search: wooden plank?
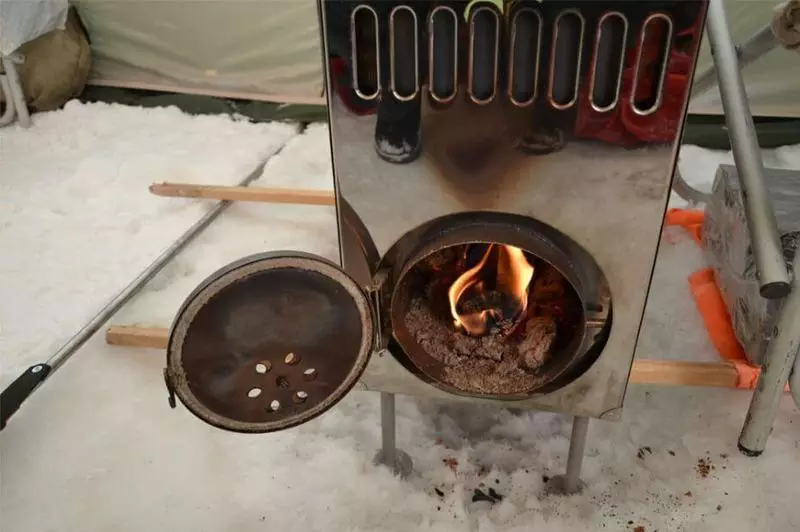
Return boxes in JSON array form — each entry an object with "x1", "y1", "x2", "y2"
[
  {"x1": 106, "y1": 325, "x2": 169, "y2": 349},
  {"x1": 629, "y1": 359, "x2": 740, "y2": 388},
  {"x1": 149, "y1": 182, "x2": 335, "y2": 206},
  {"x1": 105, "y1": 325, "x2": 743, "y2": 388}
]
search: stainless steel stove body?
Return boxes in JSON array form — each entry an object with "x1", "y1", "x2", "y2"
[
  {"x1": 165, "y1": 0, "x2": 708, "y2": 435},
  {"x1": 322, "y1": 0, "x2": 708, "y2": 420}
]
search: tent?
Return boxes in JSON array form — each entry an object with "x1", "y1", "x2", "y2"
[{"x1": 70, "y1": 0, "x2": 800, "y2": 117}]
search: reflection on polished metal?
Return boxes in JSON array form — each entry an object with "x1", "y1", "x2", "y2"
[
  {"x1": 389, "y1": 5, "x2": 420, "y2": 101},
  {"x1": 547, "y1": 9, "x2": 586, "y2": 110},
  {"x1": 630, "y1": 13, "x2": 674, "y2": 116},
  {"x1": 351, "y1": 4, "x2": 381, "y2": 100},
  {"x1": 428, "y1": 5, "x2": 459, "y2": 104},
  {"x1": 467, "y1": 5, "x2": 501, "y2": 105},
  {"x1": 507, "y1": 7, "x2": 543, "y2": 107},
  {"x1": 164, "y1": 1, "x2": 711, "y2": 446},
  {"x1": 589, "y1": 12, "x2": 629, "y2": 113}
]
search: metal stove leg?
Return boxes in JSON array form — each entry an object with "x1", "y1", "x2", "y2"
[
  {"x1": 372, "y1": 392, "x2": 413, "y2": 478},
  {"x1": 738, "y1": 252, "x2": 800, "y2": 456},
  {"x1": 548, "y1": 416, "x2": 589, "y2": 495}
]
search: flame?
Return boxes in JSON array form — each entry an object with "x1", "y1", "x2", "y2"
[{"x1": 448, "y1": 245, "x2": 535, "y2": 336}]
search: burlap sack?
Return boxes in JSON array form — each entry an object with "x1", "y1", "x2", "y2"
[{"x1": 1, "y1": 7, "x2": 91, "y2": 112}]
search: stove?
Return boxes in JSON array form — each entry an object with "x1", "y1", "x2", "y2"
[{"x1": 163, "y1": 0, "x2": 708, "y2": 440}]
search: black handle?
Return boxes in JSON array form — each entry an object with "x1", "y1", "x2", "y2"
[{"x1": 1, "y1": 364, "x2": 51, "y2": 430}]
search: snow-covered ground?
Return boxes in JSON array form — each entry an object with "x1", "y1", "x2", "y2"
[{"x1": 0, "y1": 102, "x2": 798, "y2": 532}]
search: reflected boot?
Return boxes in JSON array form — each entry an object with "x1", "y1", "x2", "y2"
[{"x1": 374, "y1": 95, "x2": 422, "y2": 164}]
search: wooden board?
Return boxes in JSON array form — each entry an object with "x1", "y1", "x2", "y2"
[{"x1": 105, "y1": 325, "x2": 742, "y2": 389}]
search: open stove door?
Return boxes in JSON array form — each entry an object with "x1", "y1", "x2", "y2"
[{"x1": 164, "y1": 251, "x2": 376, "y2": 433}]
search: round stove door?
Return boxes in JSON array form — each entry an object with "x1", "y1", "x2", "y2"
[{"x1": 164, "y1": 251, "x2": 375, "y2": 433}]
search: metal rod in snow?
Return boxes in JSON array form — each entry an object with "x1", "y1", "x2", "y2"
[
  {"x1": 738, "y1": 249, "x2": 800, "y2": 454},
  {"x1": 705, "y1": 0, "x2": 790, "y2": 299},
  {"x1": 0, "y1": 153, "x2": 277, "y2": 430}
]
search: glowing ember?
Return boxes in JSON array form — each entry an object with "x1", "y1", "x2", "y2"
[{"x1": 447, "y1": 245, "x2": 535, "y2": 336}]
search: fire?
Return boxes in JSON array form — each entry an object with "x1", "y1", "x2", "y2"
[{"x1": 447, "y1": 245, "x2": 535, "y2": 336}]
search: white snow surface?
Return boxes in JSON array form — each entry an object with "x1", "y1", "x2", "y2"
[{"x1": 0, "y1": 102, "x2": 798, "y2": 532}]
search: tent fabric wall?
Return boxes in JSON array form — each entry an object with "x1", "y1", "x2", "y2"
[
  {"x1": 689, "y1": 0, "x2": 800, "y2": 118},
  {"x1": 74, "y1": 0, "x2": 326, "y2": 104},
  {"x1": 75, "y1": 0, "x2": 799, "y2": 116}
]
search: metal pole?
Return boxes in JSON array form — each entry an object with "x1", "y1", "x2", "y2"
[
  {"x1": 0, "y1": 156, "x2": 275, "y2": 430},
  {"x1": 692, "y1": 23, "x2": 779, "y2": 95},
  {"x1": 705, "y1": 0, "x2": 790, "y2": 299},
  {"x1": 792, "y1": 342, "x2": 800, "y2": 410},
  {"x1": 563, "y1": 416, "x2": 589, "y2": 494},
  {"x1": 548, "y1": 416, "x2": 590, "y2": 495},
  {"x1": 381, "y1": 392, "x2": 397, "y2": 465},
  {"x1": 373, "y1": 392, "x2": 413, "y2": 478},
  {"x1": 738, "y1": 250, "x2": 800, "y2": 455}
]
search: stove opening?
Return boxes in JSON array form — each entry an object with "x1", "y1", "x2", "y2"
[{"x1": 397, "y1": 243, "x2": 586, "y2": 397}]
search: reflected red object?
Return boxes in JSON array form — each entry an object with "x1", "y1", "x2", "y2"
[{"x1": 575, "y1": 16, "x2": 703, "y2": 146}]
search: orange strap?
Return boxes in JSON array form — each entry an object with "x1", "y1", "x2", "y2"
[{"x1": 667, "y1": 209, "x2": 790, "y2": 391}]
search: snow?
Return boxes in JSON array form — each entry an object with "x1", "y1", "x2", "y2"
[{"x1": 1, "y1": 102, "x2": 798, "y2": 532}]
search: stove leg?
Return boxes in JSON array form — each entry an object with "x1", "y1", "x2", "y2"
[
  {"x1": 548, "y1": 416, "x2": 589, "y2": 495},
  {"x1": 372, "y1": 392, "x2": 413, "y2": 478}
]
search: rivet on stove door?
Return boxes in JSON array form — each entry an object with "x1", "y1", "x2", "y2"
[
  {"x1": 294, "y1": 391, "x2": 308, "y2": 404},
  {"x1": 255, "y1": 361, "x2": 272, "y2": 374},
  {"x1": 303, "y1": 368, "x2": 317, "y2": 381},
  {"x1": 247, "y1": 388, "x2": 262, "y2": 398},
  {"x1": 284, "y1": 352, "x2": 300, "y2": 365},
  {"x1": 268, "y1": 400, "x2": 281, "y2": 412}
]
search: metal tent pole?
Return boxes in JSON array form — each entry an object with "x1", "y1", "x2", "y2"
[
  {"x1": 0, "y1": 54, "x2": 31, "y2": 128},
  {"x1": 704, "y1": 0, "x2": 790, "y2": 299},
  {"x1": 691, "y1": 22, "x2": 779, "y2": 96},
  {"x1": 738, "y1": 250, "x2": 800, "y2": 455},
  {"x1": 0, "y1": 156, "x2": 276, "y2": 430}
]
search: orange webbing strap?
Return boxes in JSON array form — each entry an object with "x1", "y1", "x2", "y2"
[{"x1": 666, "y1": 209, "x2": 790, "y2": 390}]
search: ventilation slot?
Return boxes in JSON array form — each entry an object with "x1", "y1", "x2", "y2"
[
  {"x1": 508, "y1": 8, "x2": 542, "y2": 107},
  {"x1": 390, "y1": 6, "x2": 419, "y2": 101},
  {"x1": 351, "y1": 5, "x2": 381, "y2": 100},
  {"x1": 589, "y1": 12, "x2": 628, "y2": 113},
  {"x1": 468, "y1": 6, "x2": 500, "y2": 104},
  {"x1": 429, "y1": 6, "x2": 459, "y2": 103},
  {"x1": 631, "y1": 13, "x2": 674, "y2": 116},
  {"x1": 548, "y1": 10, "x2": 585, "y2": 110}
]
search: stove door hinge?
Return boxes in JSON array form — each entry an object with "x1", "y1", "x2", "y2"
[{"x1": 368, "y1": 268, "x2": 391, "y2": 351}]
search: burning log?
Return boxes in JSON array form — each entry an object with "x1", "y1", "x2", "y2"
[{"x1": 402, "y1": 243, "x2": 575, "y2": 395}]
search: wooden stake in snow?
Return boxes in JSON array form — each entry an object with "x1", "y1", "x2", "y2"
[
  {"x1": 105, "y1": 325, "x2": 742, "y2": 389},
  {"x1": 149, "y1": 182, "x2": 335, "y2": 206}
]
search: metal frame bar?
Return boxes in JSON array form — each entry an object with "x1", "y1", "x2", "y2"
[
  {"x1": 704, "y1": 0, "x2": 790, "y2": 299},
  {"x1": 674, "y1": 10, "x2": 783, "y2": 206},
  {"x1": 738, "y1": 249, "x2": 800, "y2": 454}
]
